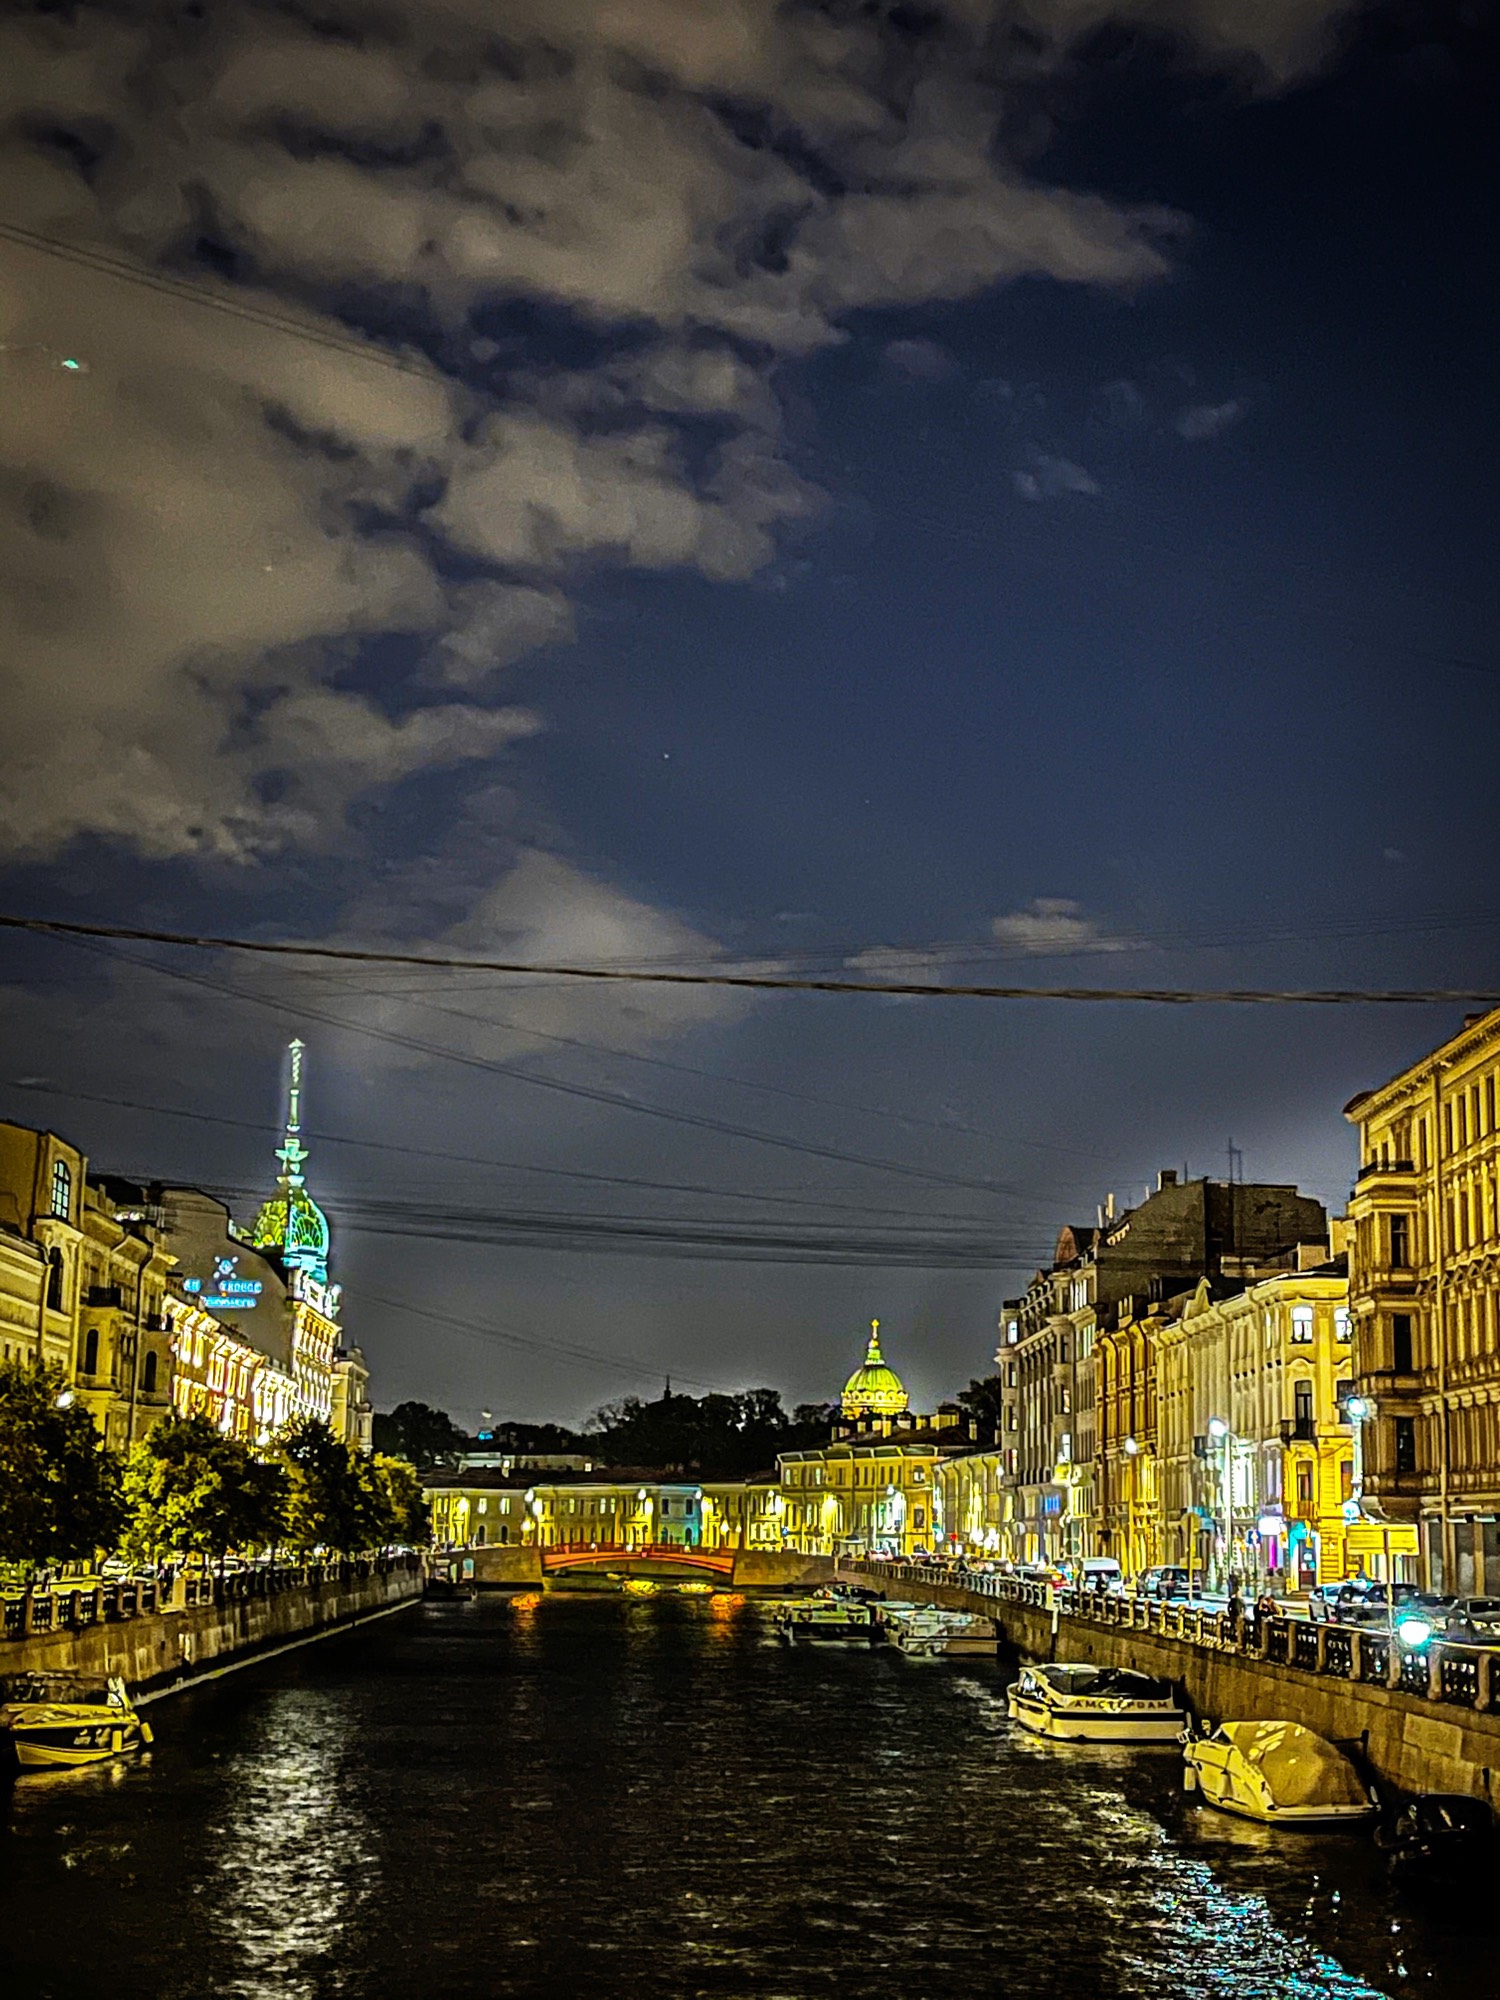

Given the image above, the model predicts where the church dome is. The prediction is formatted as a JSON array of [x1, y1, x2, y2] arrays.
[[842, 1320, 909, 1417], [250, 1186, 330, 1270]]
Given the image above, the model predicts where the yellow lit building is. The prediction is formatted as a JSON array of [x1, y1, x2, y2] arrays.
[[425, 1472, 743, 1551], [0, 1123, 175, 1448], [933, 1448, 1014, 1558], [1346, 1004, 1500, 1591], [1156, 1246, 1361, 1589], [1095, 1299, 1164, 1579]]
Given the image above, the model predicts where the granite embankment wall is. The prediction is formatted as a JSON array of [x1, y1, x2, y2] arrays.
[[4, 1563, 424, 1697], [835, 1564, 1500, 1804]]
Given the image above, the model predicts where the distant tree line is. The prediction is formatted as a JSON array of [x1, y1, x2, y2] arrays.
[[372, 1387, 838, 1480], [0, 1359, 427, 1579]]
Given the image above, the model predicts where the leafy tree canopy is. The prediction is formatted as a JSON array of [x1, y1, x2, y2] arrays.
[[955, 1376, 1007, 1442], [585, 1388, 833, 1478], [0, 1360, 124, 1572], [123, 1413, 287, 1564], [370, 1400, 468, 1465]]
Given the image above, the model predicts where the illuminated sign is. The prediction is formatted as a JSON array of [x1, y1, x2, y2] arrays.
[[184, 1254, 264, 1312]]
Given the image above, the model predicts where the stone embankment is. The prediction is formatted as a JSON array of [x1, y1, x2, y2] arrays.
[[839, 1560, 1500, 1804], [1, 1555, 424, 1698]]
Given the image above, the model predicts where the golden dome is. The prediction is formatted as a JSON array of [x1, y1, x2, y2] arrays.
[[841, 1320, 909, 1417]]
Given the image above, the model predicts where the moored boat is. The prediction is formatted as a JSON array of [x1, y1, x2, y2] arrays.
[[1182, 1720, 1375, 1827], [0, 1672, 153, 1772], [774, 1600, 883, 1644], [1007, 1663, 1186, 1742], [888, 1605, 996, 1658]]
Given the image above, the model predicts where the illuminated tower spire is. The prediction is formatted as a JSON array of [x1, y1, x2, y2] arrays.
[[250, 1038, 331, 1284]]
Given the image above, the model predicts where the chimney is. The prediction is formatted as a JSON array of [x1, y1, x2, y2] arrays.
[[1157, 1169, 1178, 1192]]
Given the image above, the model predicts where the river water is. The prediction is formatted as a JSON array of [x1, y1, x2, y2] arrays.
[[2, 1591, 1495, 1999]]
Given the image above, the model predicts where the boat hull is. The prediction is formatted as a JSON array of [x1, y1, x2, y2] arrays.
[[5, 1715, 151, 1770], [1183, 1747, 1375, 1826], [1008, 1690, 1185, 1743]]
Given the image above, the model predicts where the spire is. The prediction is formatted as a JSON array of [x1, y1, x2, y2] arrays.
[[275, 1038, 309, 1197], [866, 1317, 883, 1364], [249, 1038, 331, 1285]]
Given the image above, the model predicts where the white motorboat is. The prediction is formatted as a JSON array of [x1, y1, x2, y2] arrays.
[[888, 1605, 997, 1657], [1183, 1720, 1375, 1827], [1007, 1663, 1186, 1742]]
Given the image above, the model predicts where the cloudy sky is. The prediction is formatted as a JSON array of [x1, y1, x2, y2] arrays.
[[1, 0, 1496, 1427]]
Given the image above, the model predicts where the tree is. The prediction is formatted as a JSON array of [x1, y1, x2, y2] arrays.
[[585, 1386, 833, 1478], [275, 1417, 392, 1555], [956, 1376, 1007, 1443], [371, 1454, 430, 1546], [123, 1414, 287, 1566], [0, 1359, 125, 1573], [370, 1401, 467, 1465]]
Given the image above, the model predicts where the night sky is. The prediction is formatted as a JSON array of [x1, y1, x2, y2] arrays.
[[1, 1, 1496, 1428]]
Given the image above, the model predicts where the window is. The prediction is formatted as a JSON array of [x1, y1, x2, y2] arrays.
[[1334, 1308, 1351, 1346], [1340, 1461, 1353, 1504], [1394, 1417, 1417, 1476], [1392, 1313, 1413, 1374], [1335, 1378, 1353, 1420], [1291, 1306, 1314, 1345], [50, 1158, 72, 1221], [82, 1325, 99, 1376], [477, 1497, 488, 1514], [142, 1352, 158, 1394], [1389, 1214, 1411, 1268], [45, 1248, 65, 1313], [1295, 1464, 1314, 1513], [1058, 1433, 1072, 1464], [1295, 1381, 1314, 1425]]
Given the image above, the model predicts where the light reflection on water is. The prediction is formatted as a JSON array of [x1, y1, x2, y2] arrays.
[[209, 1691, 374, 1998], [1, 1593, 1492, 1999]]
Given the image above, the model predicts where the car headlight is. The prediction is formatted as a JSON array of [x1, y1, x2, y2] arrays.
[[1396, 1616, 1433, 1651]]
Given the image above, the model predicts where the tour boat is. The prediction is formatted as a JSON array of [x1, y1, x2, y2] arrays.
[[888, 1605, 997, 1658], [0, 1672, 153, 1772], [1182, 1720, 1375, 1827], [1007, 1663, 1186, 1742], [774, 1600, 883, 1644]]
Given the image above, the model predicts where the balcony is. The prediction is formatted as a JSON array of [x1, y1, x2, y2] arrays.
[[1355, 1159, 1415, 1183], [1279, 1416, 1317, 1444], [83, 1284, 124, 1309]]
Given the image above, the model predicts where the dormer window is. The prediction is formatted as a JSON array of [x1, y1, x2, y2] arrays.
[[50, 1158, 72, 1221]]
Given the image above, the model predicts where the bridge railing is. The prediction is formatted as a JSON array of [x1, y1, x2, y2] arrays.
[[0, 1552, 423, 1644], [847, 1559, 1500, 1717]]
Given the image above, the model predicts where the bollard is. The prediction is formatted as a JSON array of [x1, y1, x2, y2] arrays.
[[1349, 1628, 1364, 1682], [1315, 1625, 1330, 1674]]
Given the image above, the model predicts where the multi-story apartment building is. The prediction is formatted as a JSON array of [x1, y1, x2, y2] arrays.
[[424, 1469, 782, 1552], [1346, 1004, 1500, 1593], [933, 1447, 1013, 1558], [1155, 1242, 1365, 1589], [0, 1123, 176, 1448], [1000, 1172, 1328, 1571]]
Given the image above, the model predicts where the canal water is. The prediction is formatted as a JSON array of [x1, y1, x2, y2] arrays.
[[3, 1592, 1497, 1999]]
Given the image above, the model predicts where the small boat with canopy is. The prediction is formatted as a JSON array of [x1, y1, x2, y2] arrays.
[[1007, 1663, 1186, 1742]]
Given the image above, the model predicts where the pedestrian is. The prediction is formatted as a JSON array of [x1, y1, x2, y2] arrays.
[[1254, 1590, 1277, 1643], [1226, 1578, 1245, 1646]]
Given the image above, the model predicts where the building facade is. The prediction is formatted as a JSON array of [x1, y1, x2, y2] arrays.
[[1155, 1248, 1365, 1589], [1346, 1004, 1500, 1592], [932, 1448, 1013, 1557], [1001, 1173, 1329, 1573], [0, 1123, 176, 1448]]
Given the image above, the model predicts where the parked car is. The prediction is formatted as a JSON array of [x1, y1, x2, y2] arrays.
[[1440, 1597, 1500, 1646], [1333, 1582, 1455, 1629], [1013, 1563, 1067, 1590], [1076, 1557, 1125, 1595], [1136, 1566, 1200, 1601], [1308, 1576, 1373, 1623]]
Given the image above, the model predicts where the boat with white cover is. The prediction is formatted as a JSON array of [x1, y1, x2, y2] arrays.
[[1007, 1663, 1186, 1742], [1182, 1720, 1375, 1827], [887, 1605, 997, 1657]]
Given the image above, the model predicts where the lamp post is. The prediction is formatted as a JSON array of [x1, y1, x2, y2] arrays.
[[1123, 1435, 1140, 1579], [1208, 1418, 1233, 1596]]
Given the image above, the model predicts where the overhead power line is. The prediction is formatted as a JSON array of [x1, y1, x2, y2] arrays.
[[0, 220, 442, 384], [3, 912, 1498, 1005]]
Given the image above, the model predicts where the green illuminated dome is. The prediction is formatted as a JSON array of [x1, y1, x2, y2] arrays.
[[841, 1320, 909, 1418]]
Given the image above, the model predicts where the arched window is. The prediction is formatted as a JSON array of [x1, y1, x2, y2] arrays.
[[50, 1157, 72, 1221], [143, 1351, 158, 1394], [82, 1325, 99, 1376]]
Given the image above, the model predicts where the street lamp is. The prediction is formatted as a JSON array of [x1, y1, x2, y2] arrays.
[[1208, 1418, 1234, 1595]]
